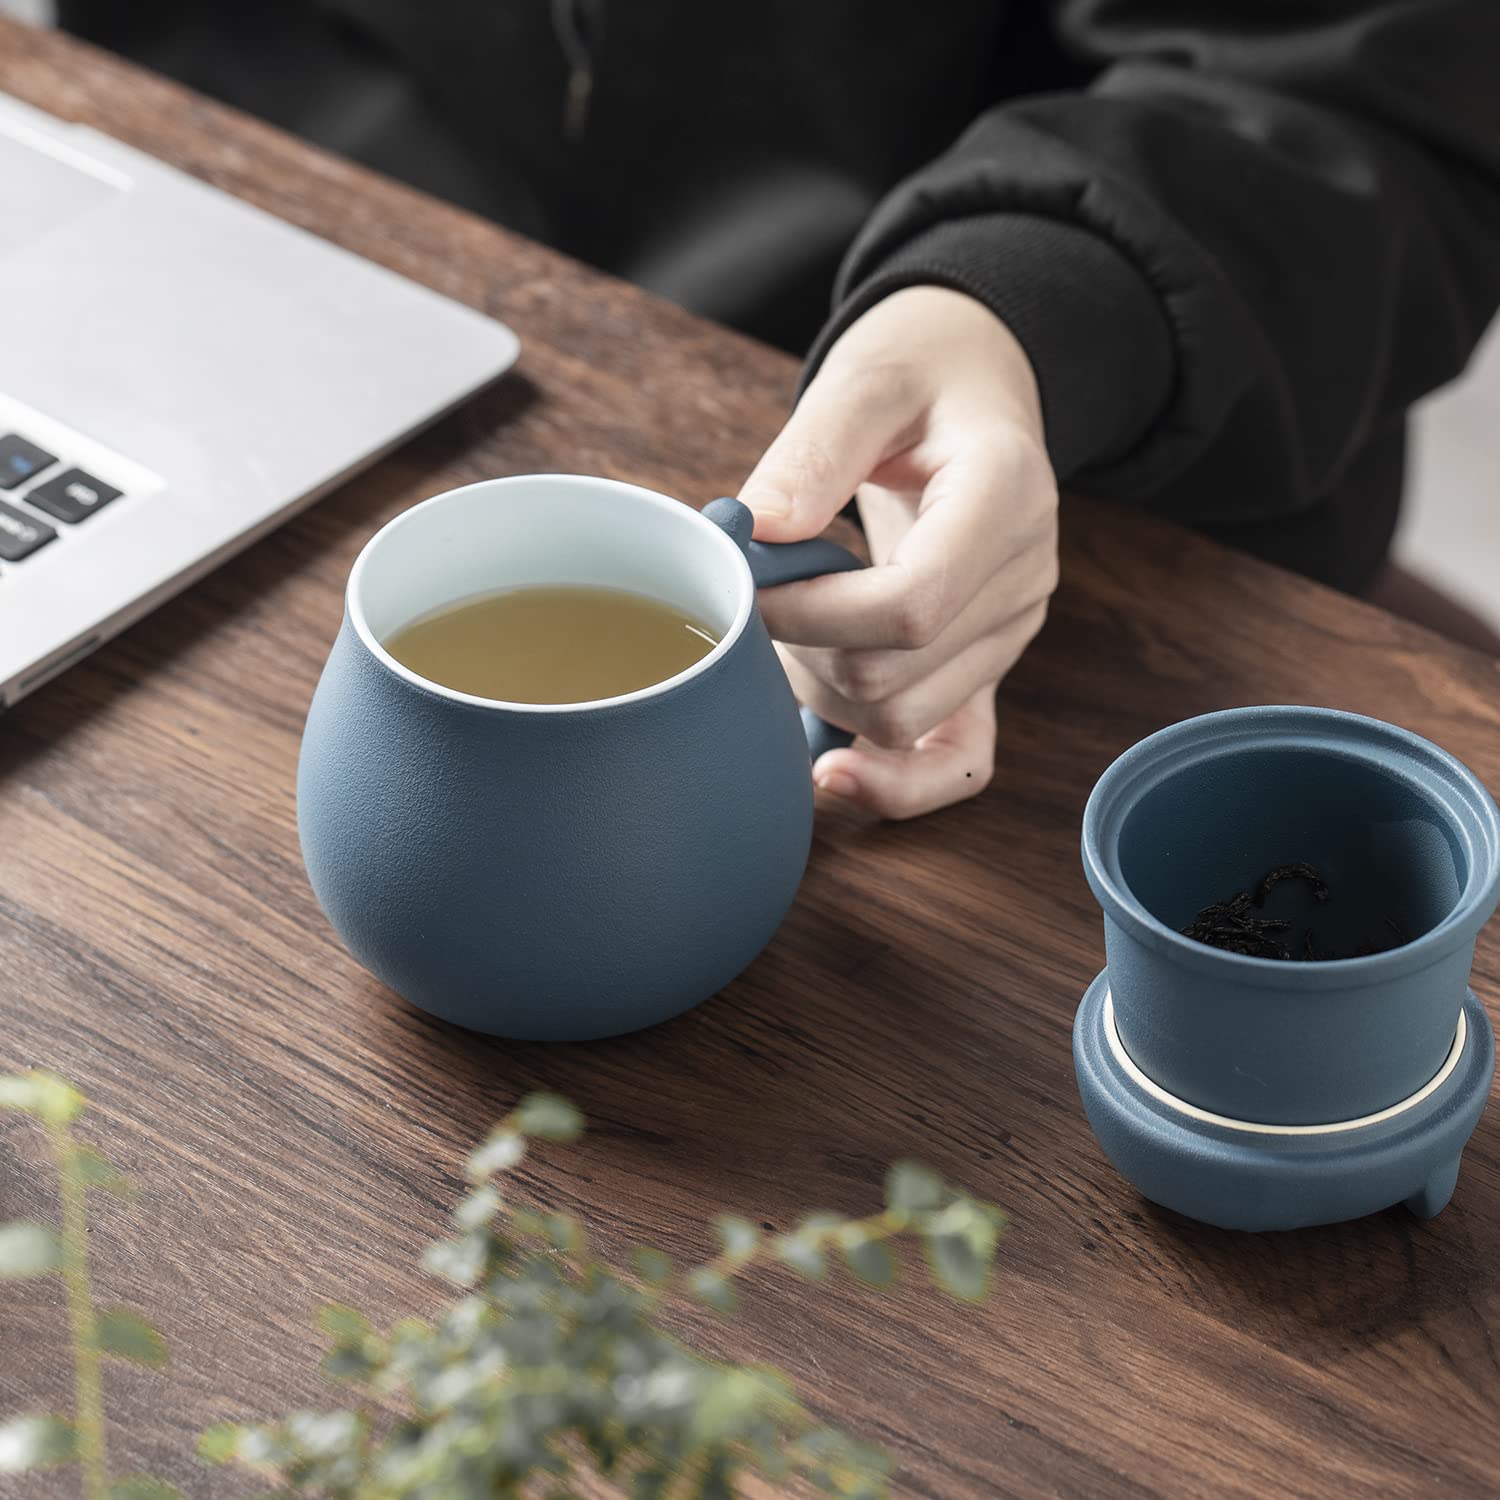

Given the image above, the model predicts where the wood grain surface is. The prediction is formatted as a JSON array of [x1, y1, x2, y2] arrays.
[[3, 19, 1499, 1500]]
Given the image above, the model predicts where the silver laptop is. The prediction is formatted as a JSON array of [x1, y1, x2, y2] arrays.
[[0, 92, 520, 707]]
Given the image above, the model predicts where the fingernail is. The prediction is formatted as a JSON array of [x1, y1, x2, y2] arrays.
[[742, 487, 791, 519], [816, 770, 859, 800]]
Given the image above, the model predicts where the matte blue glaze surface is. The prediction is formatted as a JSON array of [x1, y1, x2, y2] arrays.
[[299, 603, 812, 1039], [303, 492, 888, 1044], [299, 490, 865, 1041], [1082, 707, 1500, 1124], [1074, 972, 1494, 1231], [705, 497, 864, 759]]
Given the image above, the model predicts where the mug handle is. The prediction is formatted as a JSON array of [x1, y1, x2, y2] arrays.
[[703, 497, 864, 762]]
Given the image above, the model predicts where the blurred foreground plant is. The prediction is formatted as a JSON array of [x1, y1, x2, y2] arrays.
[[1, 1072, 1004, 1498]]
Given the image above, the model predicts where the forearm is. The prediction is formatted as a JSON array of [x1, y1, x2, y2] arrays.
[[809, 0, 1500, 528]]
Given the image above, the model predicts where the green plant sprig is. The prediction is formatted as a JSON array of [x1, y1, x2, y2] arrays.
[[2, 1076, 1005, 1499], [0, 1070, 175, 1500]]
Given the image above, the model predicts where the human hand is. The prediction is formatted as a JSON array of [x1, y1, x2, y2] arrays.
[[740, 286, 1059, 819]]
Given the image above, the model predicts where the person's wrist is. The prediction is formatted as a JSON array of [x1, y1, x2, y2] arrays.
[[820, 284, 1046, 447], [809, 215, 1173, 480]]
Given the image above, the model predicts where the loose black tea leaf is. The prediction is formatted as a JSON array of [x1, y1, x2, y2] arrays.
[[1183, 863, 1406, 962], [1256, 862, 1330, 907], [1181, 888, 1294, 960]]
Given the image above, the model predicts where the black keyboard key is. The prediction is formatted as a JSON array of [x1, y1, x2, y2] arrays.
[[0, 433, 58, 490], [0, 499, 56, 560], [25, 467, 122, 524]]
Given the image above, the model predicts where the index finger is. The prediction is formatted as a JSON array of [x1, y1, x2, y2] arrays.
[[759, 449, 1017, 649]]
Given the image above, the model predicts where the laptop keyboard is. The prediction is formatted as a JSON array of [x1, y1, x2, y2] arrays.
[[0, 430, 124, 564], [0, 499, 56, 562], [0, 433, 58, 488], [28, 468, 124, 523]]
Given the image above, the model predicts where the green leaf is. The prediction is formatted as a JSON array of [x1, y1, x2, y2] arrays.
[[928, 1196, 1003, 1245], [0, 1221, 63, 1278], [773, 1234, 826, 1280], [745, 1428, 792, 1483], [839, 1229, 896, 1288], [630, 1247, 673, 1285], [541, 1212, 583, 1252], [0, 1415, 76, 1472], [317, 1304, 369, 1342], [197, 1425, 243, 1464], [884, 1160, 947, 1215], [421, 1233, 486, 1287], [453, 1184, 501, 1231], [918, 1224, 990, 1308], [73, 1146, 133, 1197], [688, 1267, 737, 1314], [689, 1369, 780, 1444], [513, 1094, 584, 1141], [714, 1215, 759, 1261], [109, 1476, 187, 1499], [96, 1307, 169, 1367], [317, 1304, 381, 1382], [465, 1129, 525, 1181], [794, 1427, 891, 1493], [797, 1212, 847, 1237], [232, 1426, 292, 1467], [322, 1345, 379, 1383], [286, 1410, 361, 1457], [508, 1208, 548, 1241], [0, 1071, 83, 1125]]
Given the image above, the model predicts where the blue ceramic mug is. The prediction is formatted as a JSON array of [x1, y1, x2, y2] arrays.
[[297, 474, 860, 1040]]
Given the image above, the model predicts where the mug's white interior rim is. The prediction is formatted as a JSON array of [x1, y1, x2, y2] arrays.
[[347, 474, 754, 713]]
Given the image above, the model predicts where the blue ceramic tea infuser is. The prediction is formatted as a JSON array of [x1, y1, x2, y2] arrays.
[[1074, 706, 1500, 1232]]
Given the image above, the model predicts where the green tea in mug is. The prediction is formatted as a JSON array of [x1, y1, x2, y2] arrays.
[[384, 584, 720, 704]]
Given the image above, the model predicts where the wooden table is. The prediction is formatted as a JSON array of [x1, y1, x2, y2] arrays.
[[3, 20, 1499, 1499]]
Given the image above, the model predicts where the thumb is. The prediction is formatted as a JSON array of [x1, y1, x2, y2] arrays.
[[740, 363, 919, 543]]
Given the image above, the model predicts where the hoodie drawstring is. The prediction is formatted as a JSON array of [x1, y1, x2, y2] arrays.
[[551, 0, 604, 140]]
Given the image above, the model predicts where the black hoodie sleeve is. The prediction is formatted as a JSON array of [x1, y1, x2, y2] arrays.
[[807, 0, 1500, 532]]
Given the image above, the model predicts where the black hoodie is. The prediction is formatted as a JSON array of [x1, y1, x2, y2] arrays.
[[63, 0, 1500, 591]]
